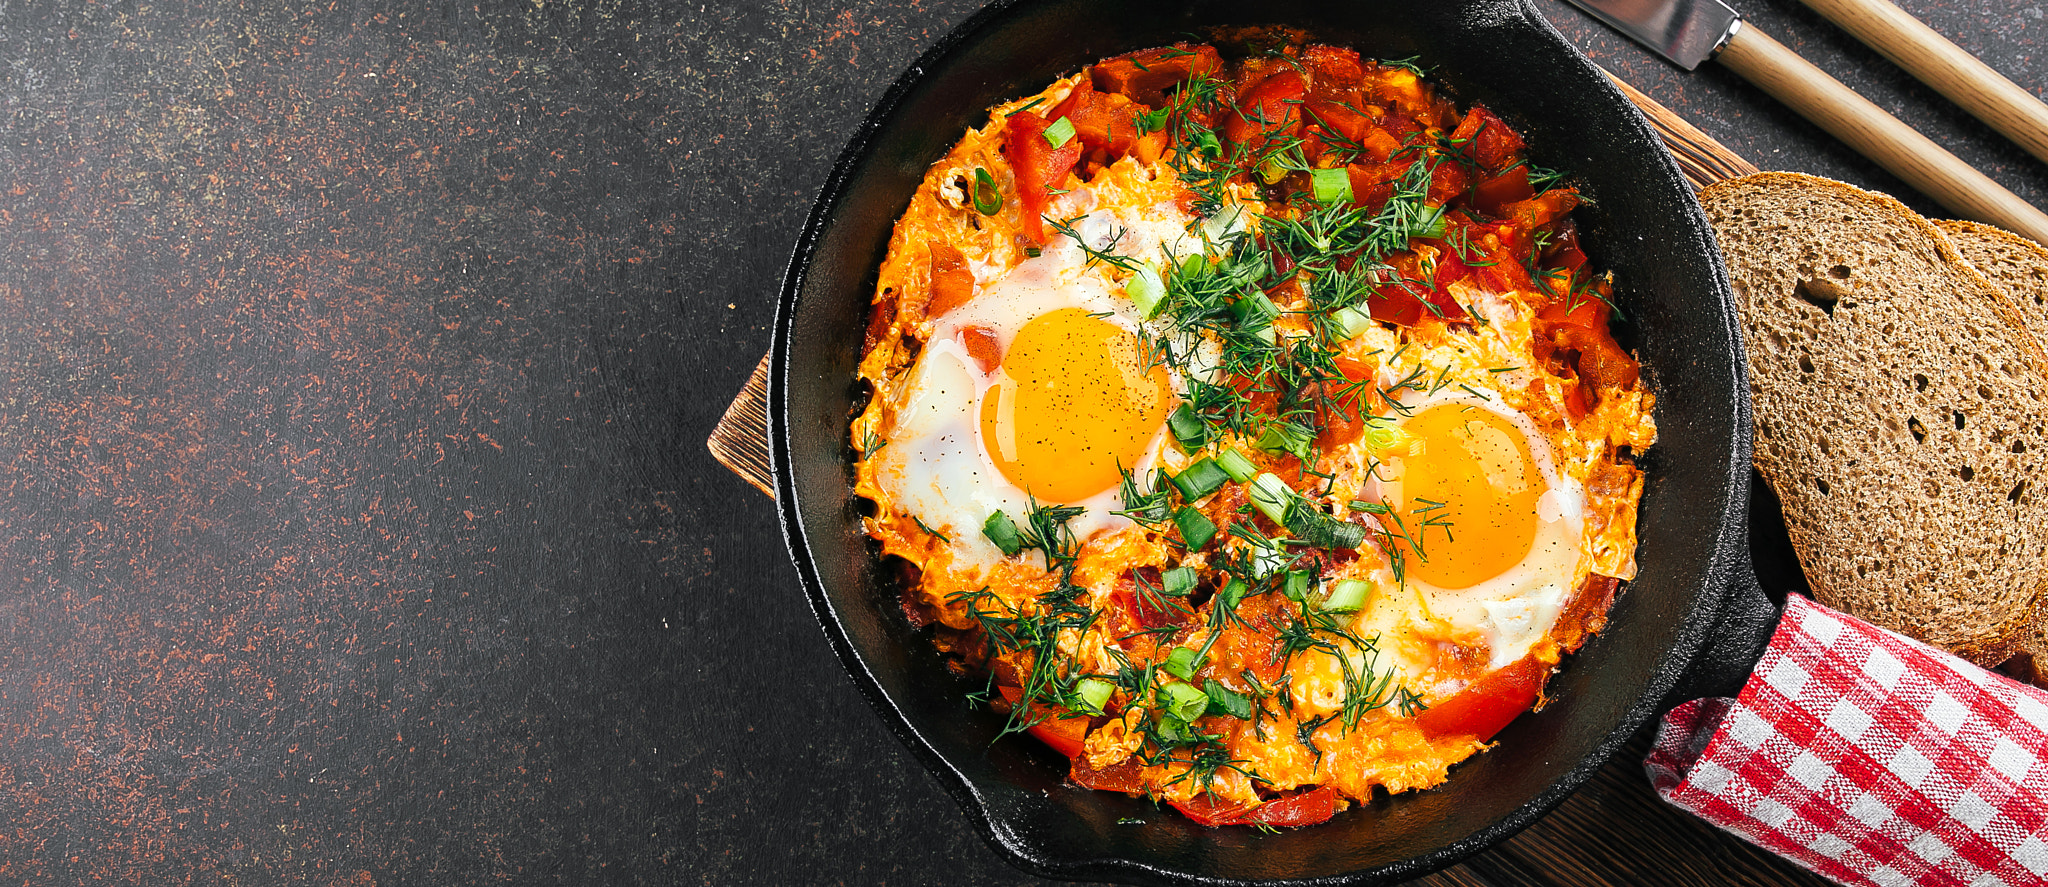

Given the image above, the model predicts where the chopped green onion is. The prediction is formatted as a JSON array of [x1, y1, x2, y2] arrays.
[[1332, 305, 1374, 339], [1204, 679, 1254, 720], [1248, 473, 1293, 526], [1321, 578, 1372, 613], [1159, 681, 1209, 723], [1247, 543, 1289, 579], [1361, 421, 1413, 457], [1215, 449, 1257, 483], [1217, 578, 1248, 611], [1284, 500, 1367, 550], [1167, 404, 1209, 452], [1258, 156, 1290, 185], [1253, 421, 1312, 459], [1128, 263, 1167, 319], [1232, 290, 1280, 330], [1310, 167, 1353, 204], [1155, 714, 1198, 744], [1170, 457, 1229, 502], [1163, 646, 1203, 681], [1174, 505, 1216, 550], [970, 167, 1003, 216], [1348, 499, 1391, 514], [1136, 106, 1171, 133], [1409, 204, 1447, 240], [1162, 566, 1198, 597], [1025, 246, 1043, 258], [1075, 677, 1116, 715], [1044, 116, 1077, 149], [1283, 569, 1312, 603], [983, 510, 1024, 556]]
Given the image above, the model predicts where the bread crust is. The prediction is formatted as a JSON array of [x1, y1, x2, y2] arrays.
[[1701, 172, 2048, 668]]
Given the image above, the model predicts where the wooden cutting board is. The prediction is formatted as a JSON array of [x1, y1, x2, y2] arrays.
[[704, 75, 1829, 887]]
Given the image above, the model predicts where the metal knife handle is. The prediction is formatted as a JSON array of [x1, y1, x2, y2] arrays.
[[1716, 23, 2048, 245], [1798, 0, 2048, 168]]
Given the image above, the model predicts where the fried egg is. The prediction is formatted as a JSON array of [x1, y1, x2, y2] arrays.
[[1369, 390, 1585, 670], [868, 204, 1199, 569]]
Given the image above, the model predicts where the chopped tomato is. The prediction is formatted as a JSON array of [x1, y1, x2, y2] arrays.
[[1466, 221, 1536, 294], [1223, 69, 1305, 152], [1367, 276, 1427, 327], [1170, 793, 1259, 827], [1365, 243, 1472, 329], [1375, 111, 1424, 144], [997, 684, 1089, 759], [1302, 46, 1367, 95], [1030, 715, 1089, 759], [1536, 290, 1612, 332], [1449, 106, 1525, 174], [1070, 754, 1144, 793], [1345, 159, 1407, 211], [1090, 43, 1224, 106], [1242, 787, 1340, 827], [1471, 165, 1534, 218], [1540, 222, 1591, 290], [1005, 111, 1081, 244], [926, 240, 975, 318], [1350, 124, 1404, 164], [1415, 653, 1549, 742], [1362, 65, 1428, 113], [1502, 189, 1580, 232], [1167, 786, 1341, 828], [1311, 361, 1377, 449], [1427, 161, 1469, 207], [1046, 78, 1147, 158], [958, 325, 1002, 374], [1296, 126, 1330, 166]]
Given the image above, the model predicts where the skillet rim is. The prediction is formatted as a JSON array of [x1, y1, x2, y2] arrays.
[[768, 0, 1751, 882]]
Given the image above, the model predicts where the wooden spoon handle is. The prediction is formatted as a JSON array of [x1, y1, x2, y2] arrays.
[[1716, 23, 2048, 245], [1797, 0, 2048, 167]]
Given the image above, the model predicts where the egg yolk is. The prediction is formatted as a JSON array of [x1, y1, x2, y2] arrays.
[[980, 307, 1171, 503], [1389, 402, 1545, 589]]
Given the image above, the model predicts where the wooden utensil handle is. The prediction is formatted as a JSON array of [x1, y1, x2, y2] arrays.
[[1717, 23, 2048, 245], [1798, 0, 2048, 167]]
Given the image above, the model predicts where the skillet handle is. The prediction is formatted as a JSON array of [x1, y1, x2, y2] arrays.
[[1663, 545, 1784, 706]]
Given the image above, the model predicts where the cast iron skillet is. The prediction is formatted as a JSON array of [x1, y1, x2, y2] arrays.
[[771, 0, 1781, 882]]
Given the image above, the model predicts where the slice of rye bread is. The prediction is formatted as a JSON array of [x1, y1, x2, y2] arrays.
[[1938, 219, 2048, 345], [1935, 217, 2048, 681], [1700, 172, 2048, 668]]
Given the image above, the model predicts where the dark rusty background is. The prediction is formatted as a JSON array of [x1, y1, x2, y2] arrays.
[[0, 0, 2039, 885]]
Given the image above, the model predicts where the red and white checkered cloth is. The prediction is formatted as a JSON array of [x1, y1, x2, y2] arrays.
[[1646, 595, 2048, 886]]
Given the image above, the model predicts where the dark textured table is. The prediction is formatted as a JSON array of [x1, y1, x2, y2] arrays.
[[0, 1, 2040, 885]]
